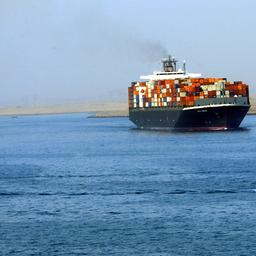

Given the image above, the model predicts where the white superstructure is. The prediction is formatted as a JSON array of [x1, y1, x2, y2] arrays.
[[140, 55, 201, 81]]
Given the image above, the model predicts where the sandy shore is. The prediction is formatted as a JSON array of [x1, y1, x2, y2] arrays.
[[0, 102, 128, 117], [0, 98, 255, 117], [249, 97, 256, 113]]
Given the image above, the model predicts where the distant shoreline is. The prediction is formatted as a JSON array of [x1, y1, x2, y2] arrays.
[[0, 102, 128, 117], [0, 100, 255, 117], [0, 111, 255, 118]]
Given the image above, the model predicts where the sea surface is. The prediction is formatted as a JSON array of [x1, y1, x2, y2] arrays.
[[0, 114, 256, 256]]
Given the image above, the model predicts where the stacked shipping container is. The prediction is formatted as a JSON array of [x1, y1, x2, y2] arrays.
[[128, 78, 249, 109]]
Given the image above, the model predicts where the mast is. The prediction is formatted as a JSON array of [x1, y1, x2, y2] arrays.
[[183, 60, 186, 74]]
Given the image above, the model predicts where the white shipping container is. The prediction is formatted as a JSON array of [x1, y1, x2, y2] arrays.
[[218, 83, 224, 90], [177, 97, 180, 102], [201, 85, 208, 91], [166, 84, 170, 88]]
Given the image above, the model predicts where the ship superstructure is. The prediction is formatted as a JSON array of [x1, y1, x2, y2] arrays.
[[140, 55, 201, 80]]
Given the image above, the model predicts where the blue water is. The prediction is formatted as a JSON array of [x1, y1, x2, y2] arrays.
[[0, 114, 256, 256]]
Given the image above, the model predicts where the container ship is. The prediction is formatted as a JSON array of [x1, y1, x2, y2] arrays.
[[128, 55, 250, 131]]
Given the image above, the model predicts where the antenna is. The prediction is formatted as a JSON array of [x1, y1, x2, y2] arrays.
[[183, 60, 186, 74], [173, 56, 177, 71]]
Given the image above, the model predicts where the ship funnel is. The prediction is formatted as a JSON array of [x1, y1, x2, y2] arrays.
[[162, 55, 177, 72]]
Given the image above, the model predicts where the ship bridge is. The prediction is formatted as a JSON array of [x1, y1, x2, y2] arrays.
[[140, 55, 201, 81]]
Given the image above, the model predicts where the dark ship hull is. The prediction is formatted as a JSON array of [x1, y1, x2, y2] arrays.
[[129, 104, 250, 131]]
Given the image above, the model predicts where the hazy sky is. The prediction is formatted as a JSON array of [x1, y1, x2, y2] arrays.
[[0, 0, 255, 107]]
